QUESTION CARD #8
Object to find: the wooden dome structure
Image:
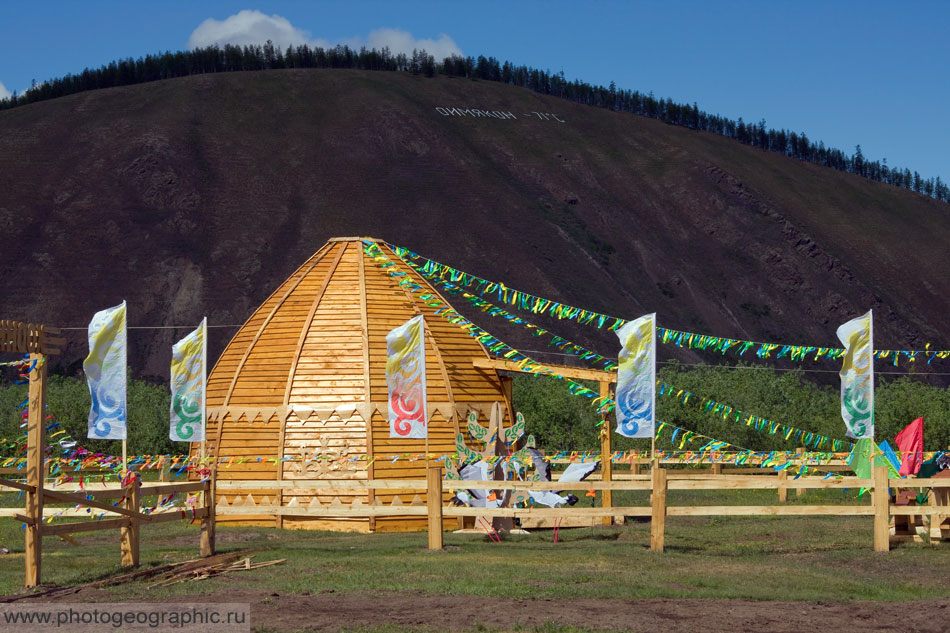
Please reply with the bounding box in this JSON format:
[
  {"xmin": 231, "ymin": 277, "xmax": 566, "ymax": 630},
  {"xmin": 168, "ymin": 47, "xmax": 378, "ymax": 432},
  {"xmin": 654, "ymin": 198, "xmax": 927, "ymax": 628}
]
[{"xmin": 199, "ymin": 237, "xmax": 511, "ymax": 531}]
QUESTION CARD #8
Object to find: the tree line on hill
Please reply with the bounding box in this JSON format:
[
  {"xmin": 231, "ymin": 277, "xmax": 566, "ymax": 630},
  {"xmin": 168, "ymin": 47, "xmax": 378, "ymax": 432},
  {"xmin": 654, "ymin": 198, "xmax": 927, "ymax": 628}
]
[{"xmin": 3, "ymin": 43, "xmax": 948, "ymax": 204}]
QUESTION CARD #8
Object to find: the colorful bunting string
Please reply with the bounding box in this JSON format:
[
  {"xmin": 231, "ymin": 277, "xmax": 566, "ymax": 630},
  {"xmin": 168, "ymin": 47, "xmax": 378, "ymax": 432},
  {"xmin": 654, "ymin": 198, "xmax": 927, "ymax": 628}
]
[
  {"xmin": 363, "ymin": 240, "xmax": 615, "ymax": 411},
  {"xmin": 388, "ymin": 242, "xmax": 950, "ymax": 365},
  {"xmin": 657, "ymin": 381, "xmax": 851, "ymax": 452}
]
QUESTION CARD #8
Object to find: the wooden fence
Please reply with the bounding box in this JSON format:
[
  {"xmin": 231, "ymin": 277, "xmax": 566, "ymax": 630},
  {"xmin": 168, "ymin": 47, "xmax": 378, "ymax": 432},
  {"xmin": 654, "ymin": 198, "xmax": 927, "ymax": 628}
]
[
  {"xmin": 0, "ymin": 320, "xmax": 214, "ymax": 588},
  {"xmin": 215, "ymin": 463, "xmax": 950, "ymax": 552}
]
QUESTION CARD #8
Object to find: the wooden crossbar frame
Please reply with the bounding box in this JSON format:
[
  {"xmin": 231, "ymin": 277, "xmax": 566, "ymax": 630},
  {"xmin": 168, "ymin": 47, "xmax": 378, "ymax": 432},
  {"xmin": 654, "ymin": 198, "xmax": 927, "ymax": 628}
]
[{"xmin": 1, "ymin": 320, "xmax": 216, "ymax": 588}]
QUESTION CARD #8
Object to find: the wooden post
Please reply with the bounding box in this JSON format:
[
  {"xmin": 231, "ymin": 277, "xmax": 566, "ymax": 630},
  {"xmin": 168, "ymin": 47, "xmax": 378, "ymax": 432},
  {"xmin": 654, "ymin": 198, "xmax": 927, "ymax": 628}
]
[
  {"xmin": 777, "ymin": 469, "xmax": 788, "ymax": 503},
  {"xmin": 599, "ymin": 381, "xmax": 613, "ymax": 526},
  {"xmin": 873, "ymin": 465, "xmax": 890, "ymax": 552},
  {"xmin": 427, "ymin": 464, "xmax": 444, "ymax": 550},
  {"xmin": 631, "ymin": 457, "xmax": 641, "ymax": 476},
  {"xmin": 489, "ymin": 402, "xmax": 512, "ymax": 535},
  {"xmin": 711, "ymin": 463, "xmax": 722, "ymax": 476},
  {"xmin": 650, "ymin": 460, "xmax": 667, "ymax": 552},
  {"xmin": 25, "ymin": 353, "xmax": 46, "ymax": 588},
  {"xmin": 200, "ymin": 475, "xmax": 216, "ymax": 556},
  {"xmin": 795, "ymin": 447, "xmax": 805, "ymax": 498},
  {"xmin": 120, "ymin": 475, "xmax": 140, "ymax": 567}
]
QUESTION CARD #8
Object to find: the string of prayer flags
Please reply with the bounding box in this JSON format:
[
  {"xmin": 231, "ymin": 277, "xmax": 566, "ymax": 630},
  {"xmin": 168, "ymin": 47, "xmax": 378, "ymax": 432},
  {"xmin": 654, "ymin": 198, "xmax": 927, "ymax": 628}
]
[
  {"xmin": 363, "ymin": 241, "xmax": 613, "ymax": 414},
  {"xmin": 387, "ymin": 242, "xmax": 950, "ymax": 364},
  {"xmin": 656, "ymin": 381, "xmax": 851, "ymax": 451}
]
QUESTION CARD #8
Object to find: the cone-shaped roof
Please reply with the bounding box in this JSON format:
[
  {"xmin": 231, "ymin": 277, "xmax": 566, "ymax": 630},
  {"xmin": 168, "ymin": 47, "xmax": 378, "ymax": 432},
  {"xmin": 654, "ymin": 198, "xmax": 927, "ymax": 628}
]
[{"xmin": 207, "ymin": 237, "xmax": 508, "ymax": 415}]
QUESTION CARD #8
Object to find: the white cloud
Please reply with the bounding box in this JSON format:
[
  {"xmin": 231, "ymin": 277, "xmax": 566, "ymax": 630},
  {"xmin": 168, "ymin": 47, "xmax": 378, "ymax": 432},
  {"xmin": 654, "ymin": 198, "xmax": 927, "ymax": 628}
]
[
  {"xmin": 187, "ymin": 10, "xmax": 462, "ymax": 59},
  {"xmin": 366, "ymin": 28, "xmax": 462, "ymax": 60},
  {"xmin": 188, "ymin": 10, "xmax": 329, "ymax": 50},
  {"xmin": 0, "ymin": 81, "xmax": 11, "ymax": 100}
]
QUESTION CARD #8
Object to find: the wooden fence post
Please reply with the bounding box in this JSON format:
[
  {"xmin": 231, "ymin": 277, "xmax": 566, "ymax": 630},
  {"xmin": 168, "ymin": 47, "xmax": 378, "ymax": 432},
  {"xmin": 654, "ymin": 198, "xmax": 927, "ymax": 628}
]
[
  {"xmin": 120, "ymin": 475, "xmax": 141, "ymax": 567},
  {"xmin": 650, "ymin": 460, "xmax": 667, "ymax": 552},
  {"xmin": 777, "ymin": 469, "xmax": 788, "ymax": 503},
  {"xmin": 600, "ymin": 380, "xmax": 613, "ymax": 526},
  {"xmin": 873, "ymin": 465, "xmax": 890, "ymax": 552},
  {"xmin": 711, "ymin": 463, "xmax": 722, "ymax": 476},
  {"xmin": 200, "ymin": 475, "xmax": 216, "ymax": 557},
  {"xmin": 25, "ymin": 353, "xmax": 46, "ymax": 588},
  {"xmin": 427, "ymin": 464, "xmax": 444, "ymax": 550},
  {"xmin": 795, "ymin": 448, "xmax": 805, "ymax": 498}
]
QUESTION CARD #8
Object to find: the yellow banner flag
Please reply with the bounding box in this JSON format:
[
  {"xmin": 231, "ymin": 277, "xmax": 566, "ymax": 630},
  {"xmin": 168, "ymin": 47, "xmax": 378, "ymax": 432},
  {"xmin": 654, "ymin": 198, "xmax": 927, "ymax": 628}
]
[{"xmin": 837, "ymin": 310, "xmax": 873, "ymax": 439}]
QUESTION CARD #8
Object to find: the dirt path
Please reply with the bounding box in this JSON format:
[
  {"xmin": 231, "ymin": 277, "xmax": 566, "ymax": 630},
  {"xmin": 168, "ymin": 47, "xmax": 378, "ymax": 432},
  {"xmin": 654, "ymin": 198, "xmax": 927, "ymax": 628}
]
[{"xmin": 6, "ymin": 588, "xmax": 949, "ymax": 632}]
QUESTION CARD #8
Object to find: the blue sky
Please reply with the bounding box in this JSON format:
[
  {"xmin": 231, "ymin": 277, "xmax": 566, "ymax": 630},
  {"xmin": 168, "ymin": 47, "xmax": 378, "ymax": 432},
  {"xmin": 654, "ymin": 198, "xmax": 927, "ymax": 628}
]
[{"xmin": 2, "ymin": 1, "xmax": 948, "ymax": 181}]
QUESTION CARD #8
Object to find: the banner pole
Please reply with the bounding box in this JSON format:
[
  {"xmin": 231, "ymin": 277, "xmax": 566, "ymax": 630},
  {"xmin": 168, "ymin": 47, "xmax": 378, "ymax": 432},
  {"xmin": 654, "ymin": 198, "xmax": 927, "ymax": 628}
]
[
  {"xmin": 122, "ymin": 439, "xmax": 127, "ymax": 478},
  {"xmin": 201, "ymin": 316, "xmax": 208, "ymax": 460}
]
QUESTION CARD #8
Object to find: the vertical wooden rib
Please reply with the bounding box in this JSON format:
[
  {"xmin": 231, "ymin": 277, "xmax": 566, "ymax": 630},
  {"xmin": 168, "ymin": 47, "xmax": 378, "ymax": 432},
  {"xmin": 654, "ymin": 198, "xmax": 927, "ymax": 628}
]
[
  {"xmin": 358, "ymin": 246, "xmax": 376, "ymax": 531},
  {"xmin": 281, "ymin": 243, "xmax": 348, "ymax": 406},
  {"xmin": 221, "ymin": 244, "xmax": 333, "ymax": 407},
  {"xmin": 273, "ymin": 242, "xmax": 347, "ymax": 527}
]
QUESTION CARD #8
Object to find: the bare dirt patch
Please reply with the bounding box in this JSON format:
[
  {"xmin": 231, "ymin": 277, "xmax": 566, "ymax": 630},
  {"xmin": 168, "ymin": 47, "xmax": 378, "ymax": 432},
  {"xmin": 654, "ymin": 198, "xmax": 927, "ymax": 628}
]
[{"xmin": 6, "ymin": 588, "xmax": 949, "ymax": 632}]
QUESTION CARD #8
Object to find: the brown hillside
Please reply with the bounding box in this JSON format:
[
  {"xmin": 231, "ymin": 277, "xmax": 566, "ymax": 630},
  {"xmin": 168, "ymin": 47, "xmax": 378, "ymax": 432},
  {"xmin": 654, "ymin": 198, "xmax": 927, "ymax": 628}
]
[{"xmin": 1, "ymin": 69, "xmax": 947, "ymax": 377}]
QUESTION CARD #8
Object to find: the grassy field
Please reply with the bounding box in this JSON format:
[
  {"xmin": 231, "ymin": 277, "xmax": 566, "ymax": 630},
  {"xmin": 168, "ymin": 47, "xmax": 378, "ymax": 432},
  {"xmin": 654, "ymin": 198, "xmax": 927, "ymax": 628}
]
[{"xmin": 0, "ymin": 487, "xmax": 946, "ymax": 605}]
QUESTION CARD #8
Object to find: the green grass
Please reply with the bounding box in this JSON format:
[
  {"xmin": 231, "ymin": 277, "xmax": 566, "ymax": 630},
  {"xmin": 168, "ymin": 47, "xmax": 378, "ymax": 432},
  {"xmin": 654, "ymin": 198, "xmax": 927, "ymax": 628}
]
[{"xmin": 0, "ymin": 486, "xmax": 946, "ymax": 604}]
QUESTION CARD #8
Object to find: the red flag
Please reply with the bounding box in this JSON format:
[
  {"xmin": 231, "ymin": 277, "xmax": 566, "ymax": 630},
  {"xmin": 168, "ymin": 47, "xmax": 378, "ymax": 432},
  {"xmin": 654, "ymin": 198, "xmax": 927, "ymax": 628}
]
[{"xmin": 894, "ymin": 417, "xmax": 924, "ymax": 476}]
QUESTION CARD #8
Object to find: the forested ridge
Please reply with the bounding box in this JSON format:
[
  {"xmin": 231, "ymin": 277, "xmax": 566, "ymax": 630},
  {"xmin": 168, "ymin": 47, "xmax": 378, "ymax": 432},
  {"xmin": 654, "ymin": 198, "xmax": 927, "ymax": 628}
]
[{"xmin": 3, "ymin": 42, "xmax": 947, "ymax": 204}]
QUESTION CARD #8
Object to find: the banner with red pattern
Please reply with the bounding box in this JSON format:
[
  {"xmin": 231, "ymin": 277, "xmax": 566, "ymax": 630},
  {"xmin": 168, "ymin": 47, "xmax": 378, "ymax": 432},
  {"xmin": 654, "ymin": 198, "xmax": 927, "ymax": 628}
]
[{"xmin": 386, "ymin": 315, "xmax": 427, "ymax": 438}]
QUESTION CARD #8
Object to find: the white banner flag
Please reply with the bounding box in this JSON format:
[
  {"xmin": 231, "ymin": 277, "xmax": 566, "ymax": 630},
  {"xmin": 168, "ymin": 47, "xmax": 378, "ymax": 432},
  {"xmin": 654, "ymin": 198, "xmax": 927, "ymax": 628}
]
[
  {"xmin": 386, "ymin": 315, "xmax": 427, "ymax": 438},
  {"xmin": 170, "ymin": 318, "xmax": 206, "ymax": 442},
  {"xmin": 837, "ymin": 310, "xmax": 874, "ymax": 439},
  {"xmin": 615, "ymin": 313, "xmax": 656, "ymax": 438},
  {"xmin": 84, "ymin": 301, "xmax": 128, "ymax": 440}
]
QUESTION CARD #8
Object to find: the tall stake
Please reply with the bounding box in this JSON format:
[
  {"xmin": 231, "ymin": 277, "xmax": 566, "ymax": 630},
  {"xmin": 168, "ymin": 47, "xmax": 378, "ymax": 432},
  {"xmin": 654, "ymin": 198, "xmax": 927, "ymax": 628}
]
[
  {"xmin": 25, "ymin": 352, "xmax": 47, "ymax": 587},
  {"xmin": 200, "ymin": 316, "xmax": 208, "ymax": 460},
  {"xmin": 599, "ymin": 381, "xmax": 613, "ymax": 526}
]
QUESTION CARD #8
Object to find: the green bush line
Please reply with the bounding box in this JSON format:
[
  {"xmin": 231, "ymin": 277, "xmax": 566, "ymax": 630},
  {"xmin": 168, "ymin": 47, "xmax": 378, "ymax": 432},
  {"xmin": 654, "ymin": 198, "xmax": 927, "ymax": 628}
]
[{"xmin": 1, "ymin": 363, "xmax": 946, "ymax": 459}]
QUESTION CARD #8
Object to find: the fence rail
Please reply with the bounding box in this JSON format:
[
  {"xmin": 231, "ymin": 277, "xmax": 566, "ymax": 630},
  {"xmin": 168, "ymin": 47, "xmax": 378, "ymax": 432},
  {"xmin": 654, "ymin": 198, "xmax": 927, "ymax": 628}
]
[{"xmin": 209, "ymin": 465, "xmax": 950, "ymax": 552}]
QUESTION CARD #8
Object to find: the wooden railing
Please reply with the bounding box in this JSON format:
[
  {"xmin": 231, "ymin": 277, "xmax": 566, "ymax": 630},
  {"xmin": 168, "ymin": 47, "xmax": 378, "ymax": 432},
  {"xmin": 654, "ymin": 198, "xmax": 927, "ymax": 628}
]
[
  {"xmin": 215, "ymin": 464, "xmax": 950, "ymax": 552},
  {"xmin": 0, "ymin": 477, "xmax": 215, "ymax": 587}
]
